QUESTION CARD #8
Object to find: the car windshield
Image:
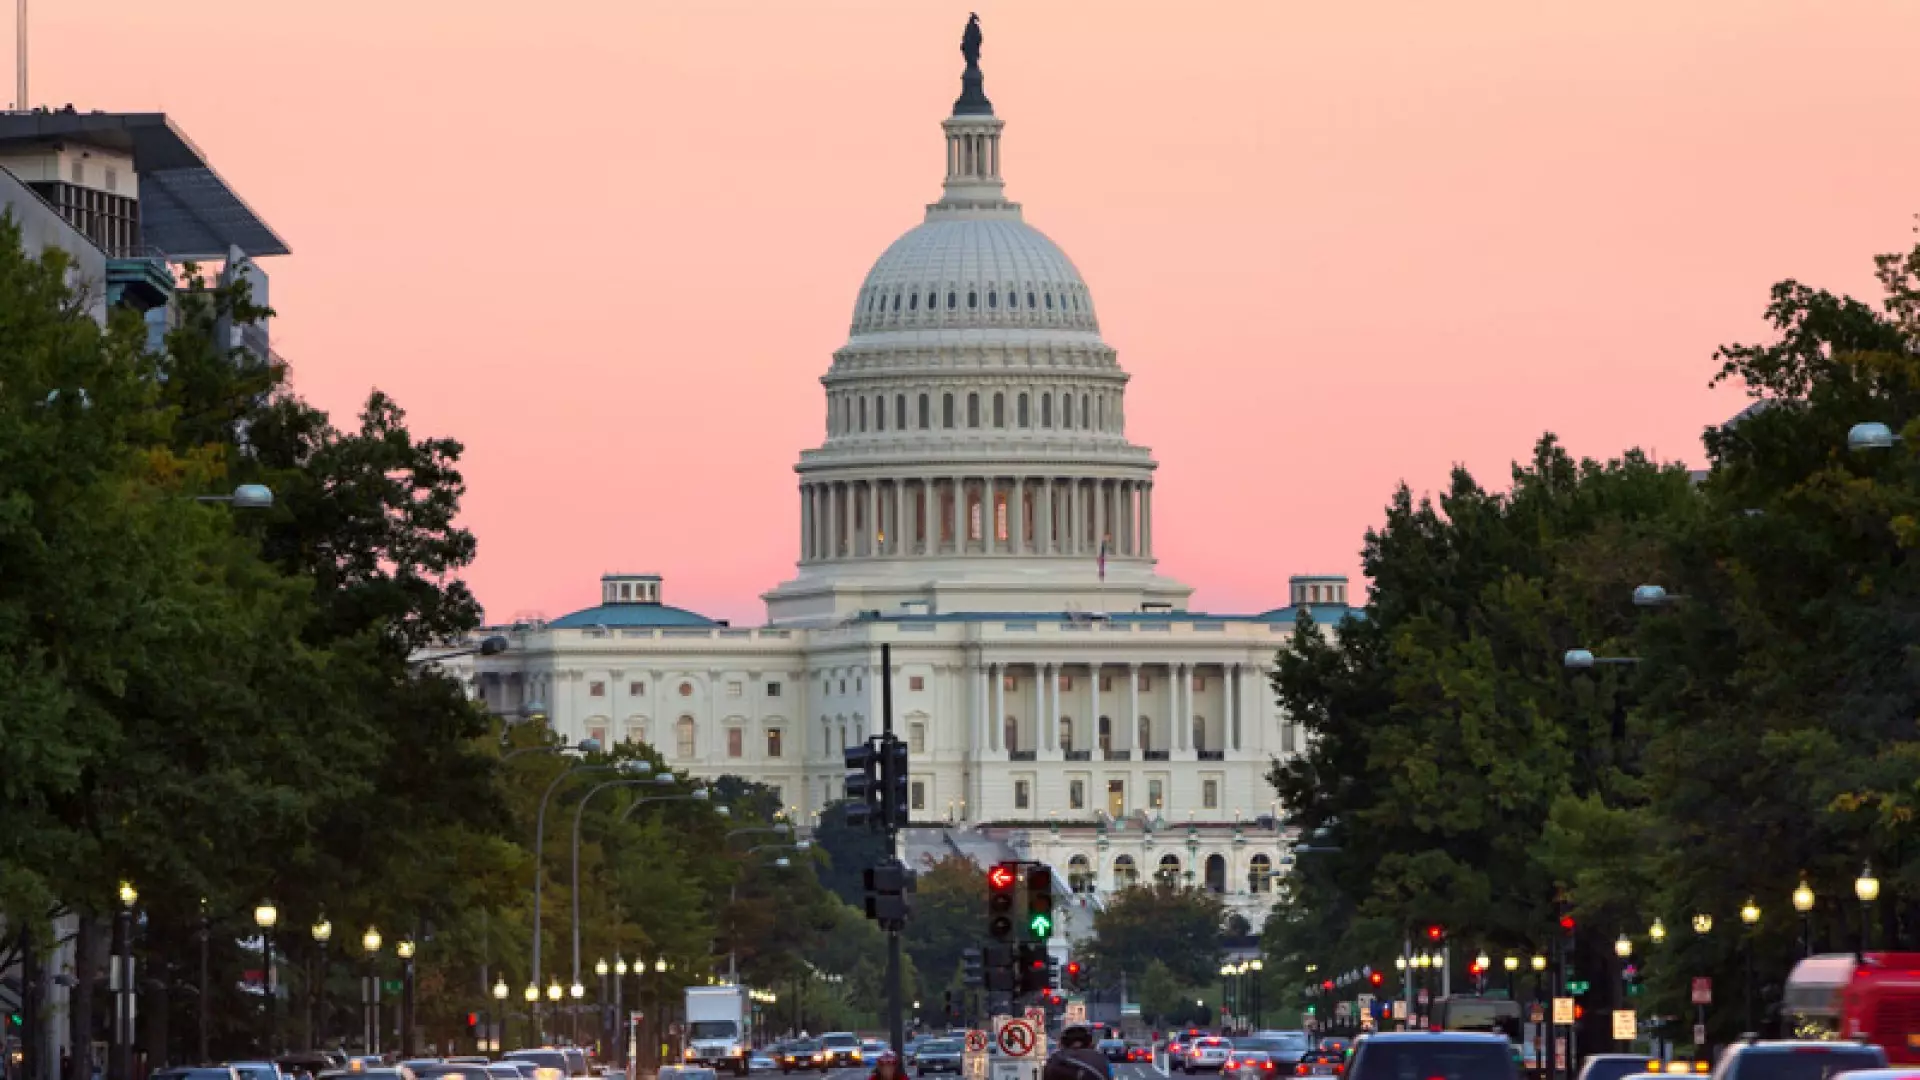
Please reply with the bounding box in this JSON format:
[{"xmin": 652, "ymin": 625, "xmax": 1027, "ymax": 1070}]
[
  {"xmin": 1582, "ymin": 1062, "xmax": 1653, "ymax": 1080},
  {"xmin": 1237, "ymin": 1040, "xmax": 1303, "ymax": 1055},
  {"xmin": 924, "ymin": 1042, "xmax": 960, "ymax": 1054},
  {"xmin": 824, "ymin": 1036, "xmax": 859, "ymax": 1048},
  {"xmin": 1353, "ymin": 1040, "xmax": 1516, "ymax": 1080},
  {"xmin": 789, "ymin": 1042, "xmax": 821, "ymax": 1053},
  {"xmin": 691, "ymin": 1022, "xmax": 739, "ymax": 1040},
  {"xmin": 1731, "ymin": 1048, "xmax": 1887, "ymax": 1080}
]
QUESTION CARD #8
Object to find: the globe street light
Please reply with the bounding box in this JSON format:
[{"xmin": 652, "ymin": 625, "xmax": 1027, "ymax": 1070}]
[
  {"xmin": 1614, "ymin": 935, "xmax": 1632, "ymax": 959},
  {"xmin": 1503, "ymin": 956, "xmax": 1519, "ymax": 973},
  {"xmin": 1858, "ymin": 863, "xmax": 1880, "ymax": 958},
  {"xmin": 255, "ymin": 901, "xmax": 280, "ymax": 1055},
  {"xmin": 311, "ymin": 918, "xmax": 334, "ymax": 1052},
  {"xmin": 494, "ymin": 978, "xmax": 509, "ymax": 1000},
  {"xmin": 1740, "ymin": 900, "xmax": 1760, "ymax": 927},
  {"xmin": 547, "ymin": 982, "xmax": 564, "ymax": 1002},
  {"xmin": 111, "ymin": 884, "xmax": 139, "ymax": 1080},
  {"xmin": 1692, "ymin": 914, "xmax": 1713, "ymax": 935},
  {"xmin": 1531, "ymin": 955, "xmax": 1547, "ymax": 972},
  {"xmin": 362, "ymin": 927, "xmax": 382, "ymax": 955},
  {"xmin": 1794, "ymin": 879, "xmax": 1816, "ymax": 958},
  {"xmin": 395, "ymin": 940, "xmax": 417, "ymax": 1055},
  {"xmin": 360, "ymin": 929, "xmax": 382, "ymax": 1055},
  {"xmin": 1649, "ymin": 918, "xmax": 1667, "ymax": 944},
  {"xmin": 524, "ymin": 984, "xmax": 539, "ymax": 1003},
  {"xmin": 118, "ymin": 882, "xmax": 138, "ymax": 908}
]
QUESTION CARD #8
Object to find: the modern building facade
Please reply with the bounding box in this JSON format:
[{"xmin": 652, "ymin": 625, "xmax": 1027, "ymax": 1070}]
[{"xmin": 439, "ymin": 27, "xmax": 1356, "ymax": 931}]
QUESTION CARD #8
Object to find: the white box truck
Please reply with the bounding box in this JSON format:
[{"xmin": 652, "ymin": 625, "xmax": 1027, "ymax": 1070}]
[{"xmin": 684, "ymin": 985, "xmax": 752, "ymax": 1076}]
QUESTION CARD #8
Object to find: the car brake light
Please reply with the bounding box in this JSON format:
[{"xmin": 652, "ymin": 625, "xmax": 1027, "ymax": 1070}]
[
  {"xmin": 1295, "ymin": 1066, "xmax": 1307, "ymax": 1076},
  {"xmin": 1226, "ymin": 1062, "xmax": 1240, "ymax": 1070},
  {"xmin": 1262, "ymin": 1063, "xmax": 1275, "ymax": 1072}
]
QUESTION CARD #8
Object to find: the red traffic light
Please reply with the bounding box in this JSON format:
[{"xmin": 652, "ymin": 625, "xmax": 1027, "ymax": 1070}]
[
  {"xmin": 1425, "ymin": 925, "xmax": 1445, "ymax": 941},
  {"xmin": 466, "ymin": 1012, "xmax": 479, "ymax": 1028},
  {"xmin": 1573, "ymin": 1005, "xmax": 1585, "ymax": 1021},
  {"xmin": 1068, "ymin": 962, "xmax": 1081, "ymax": 975},
  {"xmin": 1322, "ymin": 980, "xmax": 1334, "ymax": 991},
  {"xmin": 1368, "ymin": 972, "xmax": 1383, "ymax": 986},
  {"xmin": 989, "ymin": 865, "xmax": 1017, "ymax": 891},
  {"xmin": 1559, "ymin": 915, "xmax": 1577, "ymax": 934}
]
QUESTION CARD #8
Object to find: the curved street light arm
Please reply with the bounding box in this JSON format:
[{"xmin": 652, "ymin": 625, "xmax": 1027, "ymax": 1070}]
[
  {"xmin": 574, "ymin": 785, "xmax": 707, "ymax": 994},
  {"xmin": 531, "ymin": 761, "xmax": 642, "ymax": 990}
]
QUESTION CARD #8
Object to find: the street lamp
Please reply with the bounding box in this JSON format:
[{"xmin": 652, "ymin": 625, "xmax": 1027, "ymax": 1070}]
[
  {"xmin": 360, "ymin": 928, "xmax": 382, "ymax": 1056},
  {"xmin": 1858, "ymin": 863, "xmax": 1880, "ymax": 958},
  {"xmin": 1564, "ymin": 649, "xmax": 1641, "ymax": 669},
  {"xmin": 1740, "ymin": 901, "xmax": 1760, "ymax": 927},
  {"xmin": 396, "ymin": 939, "xmax": 417, "ymax": 1056},
  {"xmin": 1614, "ymin": 935, "xmax": 1632, "ymax": 958},
  {"xmin": 530, "ymin": 760, "xmax": 652, "ymax": 1013},
  {"xmin": 548, "ymin": 982, "xmax": 564, "ymax": 1002},
  {"xmin": 1794, "ymin": 879, "xmax": 1815, "ymax": 958},
  {"xmin": 1503, "ymin": 955, "xmax": 1519, "ymax": 972},
  {"xmin": 311, "ymin": 918, "xmax": 333, "ymax": 1052},
  {"xmin": 1632, "ymin": 585, "xmax": 1685, "ymax": 607},
  {"xmin": 576, "ymin": 782, "xmax": 714, "ymax": 1008},
  {"xmin": 362, "ymin": 927, "xmax": 382, "ymax": 954},
  {"xmin": 1692, "ymin": 914, "xmax": 1713, "ymax": 935},
  {"xmin": 110, "ymin": 883, "xmax": 139, "ymax": 1080},
  {"xmin": 255, "ymin": 901, "xmax": 280, "ymax": 1056},
  {"xmin": 494, "ymin": 978, "xmax": 510, "ymax": 1000},
  {"xmin": 1530, "ymin": 955, "xmax": 1547, "ymax": 972},
  {"xmin": 1649, "ymin": 918, "xmax": 1667, "ymax": 944}
]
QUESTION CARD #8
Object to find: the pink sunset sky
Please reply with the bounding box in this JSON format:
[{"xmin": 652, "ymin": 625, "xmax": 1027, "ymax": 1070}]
[{"xmin": 29, "ymin": 0, "xmax": 1920, "ymax": 624}]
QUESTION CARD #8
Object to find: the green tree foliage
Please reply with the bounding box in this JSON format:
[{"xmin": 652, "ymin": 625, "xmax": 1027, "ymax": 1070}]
[
  {"xmin": 813, "ymin": 801, "xmax": 891, "ymax": 908},
  {"xmin": 1083, "ymin": 882, "xmax": 1226, "ymax": 987},
  {"xmin": 901, "ymin": 855, "xmax": 985, "ymax": 1007}
]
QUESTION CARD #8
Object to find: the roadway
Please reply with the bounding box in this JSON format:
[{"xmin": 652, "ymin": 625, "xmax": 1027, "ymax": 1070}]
[{"xmin": 774, "ymin": 1064, "xmax": 1164, "ymax": 1080}]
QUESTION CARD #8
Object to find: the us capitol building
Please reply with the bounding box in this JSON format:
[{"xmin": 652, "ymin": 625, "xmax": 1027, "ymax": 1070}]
[{"xmin": 437, "ymin": 20, "xmax": 1355, "ymax": 932}]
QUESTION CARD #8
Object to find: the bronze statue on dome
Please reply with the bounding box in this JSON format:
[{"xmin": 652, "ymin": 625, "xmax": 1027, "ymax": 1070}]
[
  {"xmin": 962, "ymin": 13, "xmax": 982, "ymax": 69},
  {"xmin": 953, "ymin": 13, "xmax": 993, "ymax": 115}
]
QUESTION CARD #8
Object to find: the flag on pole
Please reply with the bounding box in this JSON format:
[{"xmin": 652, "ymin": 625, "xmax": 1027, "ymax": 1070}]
[{"xmin": 1098, "ymin": 536, "xmax": 1108, "ymax": 581}]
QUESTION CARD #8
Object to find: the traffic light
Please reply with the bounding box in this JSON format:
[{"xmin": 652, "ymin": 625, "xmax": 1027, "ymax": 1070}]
[
  {"xmin": 843, "ymin": 743, "xmax": 880, "ymax": 829},
  {"xmin": 963, "ymin": 948, "xmax": 985, "ymax": 988},
  {"xmin": 1425, "ymin": 925, "xmax": 1446, "ymax": 943},
  {"xmin": 1026, "ymin": 865, "xmax": 1055, "ymax": 940},
  {"xmin": 1559, "ymin": 914, "xmax": 1577, "ymax": 936},
  {"xmin": 1368, "ymin": 971, "xmax": 1383, "ymax": 987},
  {"xmin": 465, "ymin": 1012, "xmax": 479, "ymax": 1037},
  {"xmin": 1065, "ymin": 961, "xmax": 1083, "ymax": 990},
  {"xmin": 984, "ymin": 943, "xmax": 1016, "ymax": 993},
  {"xmin": 988, "ymin": 862, "xmax": 1018, "ymax": 940},
  {"xmin": 1045, "ymin": 954, "xmax": 1061, "ymax": 989},
  {"xmin": 881, "ymin": 736, "xmax": 910, "ymax": 829},
  {"xmin": 1018, "ymin": 942, "xmax": 1051, "ymax": 995},
  {"xmin": 865, "ymin": 861, "xmax": 912, "ymax": 928}
]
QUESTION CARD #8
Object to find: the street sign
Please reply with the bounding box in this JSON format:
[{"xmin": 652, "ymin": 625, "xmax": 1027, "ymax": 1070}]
[
  {"xmin": 966, "ymin": 1031, "xmax": 989, "ymax": 1054},
  {"xmin": 1568, "ymin": 981, "xmax": 1590, "ymax": 997},
  {"xmin": 1025, "ymin": 1006, "xmax": 1046, "ymax": 1027},
  {"xmin": 1691, "ymin": 978, "xmax": 1712, "ymax": 1005},
  {"xmin": 1612, "ymin": 1010, "xmax": 1636, "ymax": 1040},
  {"xmin": 1417, "ymin": 989, "xmax": 1430, "ymax": 1005},
  {"xmin": 1064, "ymin": 1003, "xmax": 1086, "ymax": 1024},
  {"xmin": 381, "ymin": 979, "xmax": 402, "ymax": 994},
  {"xmin": 1552, "ymin": 997, "xmax": 1574, "ymax": 1024},
  {"xmin": 998, "ymin": 1019, "xmax": 1038, "ymax": 1058},
  {"xmin": 1693, "ymin": 1024, "xmax": 1707, "ymax": 1046},
  {"xmin": 1529, "ymin": 1004, "xmax": 1545, "ymax": 1024}
]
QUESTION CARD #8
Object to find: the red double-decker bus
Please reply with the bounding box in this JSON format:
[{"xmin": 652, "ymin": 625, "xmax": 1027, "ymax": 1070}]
[{"xmin": 1784, "ymin": 952, "xmax": 1920, "ymax": 1063}]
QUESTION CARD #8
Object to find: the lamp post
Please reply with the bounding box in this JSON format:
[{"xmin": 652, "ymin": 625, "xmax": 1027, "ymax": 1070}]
[
  {"xmin": 492, "ymin": 977, "xmax": 509, "ymax": 1052},
  {"xmin": 1739, "ymin": 901, "xmax": 1760, "ymax": 1032},
  {"xmin": 523, "ymin": 983, "xmax": 539, "ymax": 1050},
  {"xmin": 110, "ymin": 882, "xmax": 138, "ymax": 1080},
  {"xmin": 1613, "ymin": 936, "xmax": 1633, "ymax": 1051},
  {"xmin": 255, "ymin": 901, "xmax": 280, "ymax": 1055},
  {"xmin": 1690, "ymin": 916, "xmax": 1710, "ymax": 1062},
  {"xmin": 1793, "ymin": 879, "xmax": 1815, "ymax": 958},
  {"xmin": 562, "ymin": 768, "xmax": 682, "ymax": 1019},
  {"xmin": 396, "ymin": 938, "xmax": 417, "ymax": 1057},
  {"xmin": 1856, "ymin": 864, "xmax": 1880, "ymax": 961},
  {"xmin": 531, "ymin": 757, "xmax": 647, "ymax": 1026},
  {"xmin": 596, "ymin": 958, "xmax": 610, "ymax": 1058},
  {"xmin": 361, "ymin": 927, "xmax": 383, "ymax": 1056},
  {"xmin": 310, "ymin": 917, "xmax": 333, "ymax": 1051},
  {"xmin": 1250, "ymin": 959, "xmax": 1265, "ymax": 1028},
  {"xmin": 614, "ymin": 956, "xmax": 630, "ymax": 1068}
]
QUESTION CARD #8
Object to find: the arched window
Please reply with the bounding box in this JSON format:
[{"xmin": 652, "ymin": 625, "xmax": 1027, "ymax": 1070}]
[
  {"xmin": 1156, "ymin": 854, "xmax": 1182, "ymax": 886},
  {"xmin": 1248, "ymin": 854, "xmax": 1274, "ymax": 894},
  {"xmin": 1041, "ymin": 394, "xmax": 1053, "ymax": 427},
  {"xmin": 1098, "ymin": 716, "xmax": 1112, "ymax": 753},
  {"xmin": 1003, "ymin": 715, "xmax": 1018, "ymax": 753},
  {"xmin": 968, "ymin": 290, "xmax": 978, "ymax": 309},
  {"xmin": 943, "ymin": 393, "xmax": 955, "ymax": 429},
  {"xmin": 918, "ymin": 394, "xmax": 930, "ymax": 429},
  {"xmin": 1138, "ymin": 715, "xmax": 1152, "ymax": 751},
  {"xmin": 988, "ymin": 290, "xmax": 997, "ymax": 309},
  {"xmin": 993, "ymin": 392, "xmax": 1005, "ymax": 428},
  {"xmin": 892, "ymin": 292, "xmax": 901, "ymax": 311},
  {"xmin": 1097, "ymin": 396, "xmax": 1105, "ymax": 431},
  {"xmin": 675, "ymin": 716, "xmax": 696, "ymax": 758},
  {"xmin": 1045, "ymin": 292, "xmax": 1054, "ymax": 310},
  {"xmin": 928, "ymin": 291, "xmax": 937, "ymax": 310},
  {"xmin": 1082, "ymin": 394, "xmax": 1091, "ymax": 428},
  {"xmin": 908, "ymin": 292, "xmax": 918, "ymax": 311},
  {"xmin": 948, "ymin": 291, "xmax": 957, "ymax": 309},
  {"xmin": 1018, "ymin": 393, "xmax": 1030, "ymax": 427},
  {"xmin": 858, "ymin": 397, "xmax": 867, "ymax": 432},
  {"xmin": 1205, "ymin": 853, "xmax": 1227, "ymax": 894},
  {"xmin": 1008, "ymin": 289, "xmax": 1019, "ymax": 309},
  {"xmin": 1068, "ymin": 855, "xmax": 1094, "ymax": 894},
  {"xmin": 896, "ymin": 394, "xmax": 907, "ymax": 430},
  {"xmin": 967, "ymin": 393, "xmax": 980, "ymax": 428},
  {"xmin": 1027, "ymin": 291, "xmax": 1036, "ymax": 308},
  {"xmin": 875, "ymin": 395, "xmax": 885, "ymax": 431},
  {"xmin": 1113, "ymin": 855, "xmax": 1139, "ymax": 889},
  {"xmin": 1060, "ymin": 716, "xmax": 1074, "ymax": 752}
]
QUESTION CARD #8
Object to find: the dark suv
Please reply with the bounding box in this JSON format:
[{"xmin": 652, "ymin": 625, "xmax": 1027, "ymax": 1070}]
[
  {"xmin": 1707, "ymin": 1040, "xmax": 1885, "ymax": 1080},
  {"xmin": 1346, "ymin": 1032, "xmax": 1518, "ymax": 1080}
]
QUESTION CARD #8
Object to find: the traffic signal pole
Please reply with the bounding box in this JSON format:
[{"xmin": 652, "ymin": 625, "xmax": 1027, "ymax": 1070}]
[{"xmin": 882, "ymin": 643, "xmax": 906, "ymax": 1056}]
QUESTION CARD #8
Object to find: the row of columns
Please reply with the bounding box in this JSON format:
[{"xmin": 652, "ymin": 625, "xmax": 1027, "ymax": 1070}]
[
  {"xmin": 969, "ymin": 661, "xmax": 1247, "ymax": 758},
  {"xmin": 799, "ymin": 475, "xmax": 1154, "ymax": 562}
]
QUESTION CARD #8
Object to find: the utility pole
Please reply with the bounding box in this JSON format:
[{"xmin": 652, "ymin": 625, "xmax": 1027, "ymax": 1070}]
[
  {"xmin": 881, "ymin": 642, "xmax": 906, "ymax": 1054},
  {"xmin": 848, "ymin": 643, "xmax": 913, "ymax": 1053}
]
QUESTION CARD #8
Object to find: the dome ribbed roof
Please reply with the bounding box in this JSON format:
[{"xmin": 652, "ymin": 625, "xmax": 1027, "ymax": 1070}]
[{"xmin": 848, "ymin": 218, "xmax": 1098, "ymax": 337}]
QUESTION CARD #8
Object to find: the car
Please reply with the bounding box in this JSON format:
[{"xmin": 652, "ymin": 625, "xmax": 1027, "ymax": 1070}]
[
  {"xmin": 231, "ymin": 1062, "xmax": 286, "ymax": 1080},
  {"xmin": 413, "ymin": 1066, "xmax": 491, "ymax": 1080},
  {"xmin": 1295, "ymin": 1049, "xmax": 1346, "ymax": 1077},
  {"xmin": 916, "ymin": 1039, "xmax": 964, "ymax": 1077},
  {"xmin": 1223, "ymin": 1050, "xmax": 1277, "ymax": 1079},
  {"xmin": 1126, "ymin": 1046, "xmax": 1153, "ymax": 1065},
  {"xmin": 1316, "ymin": 1041, "xmax": 1348, "ymax": 1058},
  {"xmin": 749, "ymin": 1052, "xmax": 778, "ymax": 1072},
  {"xmin": 864, "ymin": 1040, "xmax": 890, "ymax": 1056},
  {"xmin": 1186, "ymin": 1038, "xmax": 1235, "ymax": 1073},
  {"xmin": 903, "ymin": 1039, "xmax": 926, "ymax": 1067},
  {"xmin": 659, "ymin": 1069, "xmax": 719, "ymax": 1080},
  {"xmin": 155, "ymin": 1069, "xmax": 242, "ymax": 1080},
  {"xmin": 1238, "ymin": 1036, "xmax": 1314, "ymax": 1062},
  {"xmin": 1707, "ymin": 1040, "xmax": 1886, "ymax": 1080},
  {"xmin": 1345, "ymin": 1032, "xmax": 1517, "ymax": 1080},
  {"xmin": 819, "ymin": 1034, "xmax": 864, "ymax": 1070},
  {"xmin": 780, "ymin": 1040, "xmax": 826, "ymax": 1073},
  {"xmin": 1580, "ymin": 1057, "xmax": 1670, "ymax": 1080}
]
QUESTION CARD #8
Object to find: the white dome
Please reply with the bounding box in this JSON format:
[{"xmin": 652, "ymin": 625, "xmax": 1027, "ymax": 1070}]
[{"xmin": 848, "ymin": 217, "xmax": 1099, "ymax": 337}]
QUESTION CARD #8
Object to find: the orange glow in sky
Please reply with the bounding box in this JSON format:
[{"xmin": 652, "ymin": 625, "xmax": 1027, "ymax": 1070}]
[{"xmin": 31, "ymin": 0, "xmax": 1920, "ymax": 623}]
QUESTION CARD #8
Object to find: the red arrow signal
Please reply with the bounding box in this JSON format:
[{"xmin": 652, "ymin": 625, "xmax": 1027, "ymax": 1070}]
[{"xmin": 989, "ymin": 865, "xmax": 1017, "ymax": 890}]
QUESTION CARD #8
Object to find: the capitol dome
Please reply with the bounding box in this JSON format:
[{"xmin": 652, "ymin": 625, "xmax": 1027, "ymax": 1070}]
[{"xmin": 764, "ymin": 16, "xmax": 1192, "ymax": 626}]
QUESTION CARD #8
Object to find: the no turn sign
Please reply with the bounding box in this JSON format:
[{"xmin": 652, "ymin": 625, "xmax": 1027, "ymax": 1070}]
[
  {"xmin": 966, "ymin": 1031, "xmax": 989, "ymax": 1054},
  {"xmin": 998, "ymin": 1019, "xmax": 1039, "ymax": 1058}
]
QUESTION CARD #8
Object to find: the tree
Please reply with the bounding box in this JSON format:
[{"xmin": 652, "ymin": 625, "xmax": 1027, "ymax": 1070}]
[
  {"xmin": 1137, "ymin": 960, "xmax": 1201, "ymax": 1030},
  {"xmin": 813, "ymin": 802, "xmax": 891, "ymax": 909},
  {"xmin": 1083, "ymin": 883, "xmax": 1225, "ymax": 987},
  {"xmin": 901, "ymin": 856, "xmax": 985, "ymax": 1005}
]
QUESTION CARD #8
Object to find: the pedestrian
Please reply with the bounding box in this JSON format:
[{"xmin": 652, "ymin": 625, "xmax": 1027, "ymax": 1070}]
[
  {"xmin": 869, "ymin": 1051, "xmax": 904, "ymax": 1080},
  {"xmin": 1043, "ymin": 1027, "xmax": 1110, "ymax": 1080}
]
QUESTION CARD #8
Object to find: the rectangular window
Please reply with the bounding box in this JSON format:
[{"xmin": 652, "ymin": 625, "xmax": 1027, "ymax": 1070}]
[
  {"xmin": 70, "ymin": 160, "xmax": 82, "ymax": 184},
  {"xmin": 104, "ymin": 167, "xmax": 117, "ymax": 193},
  {"xmin": 911, "ymin": 780, "xmax": 926, "ymax": 811},
  {"xmin": 589, "ymin": 725, "xmax": 608, "ymax": 747},
  {"xmin": 1058, "ymin": 674, "xmax": 1073, "ymax": 691},
  {"xmin": 1203, "ymin": 779, "xmax": 1220, "ymax": 809},
  {"xmin": 1014, "ymin": 780, "xmax": 1031, "ymax": 810},
  {"xmin": 1100, "ymin": 676, "xmax": 1113, "ymax": 692},
  {"xmin": 727, "ymin": 728, "xmax": 744, "ymax": 758},
  {"xmin": 1069, "ymin": 779, "xmax": 1086, "ymax": 810},
  {"xmin": 839, "ymin": 679, "xmax": 846, "ymax": 694},
  {"xmin": 1106, "ymin": 779, "xmax": 1125, "ymax": 817},
  {"xmin": 910, "ymin": 723, "xmax": 926, "ymax": 755},
  {"xmin": 1149, "ymin": 779, "xmax": 1165, "ymax": 809},
  {"xmin": 1138, "ymin": 673, "xmax": 1152, "ymax": 691},
  {"xmin": 630, "ymin": 681, "xmax": 646, "ymax": 697},
  {"xmin": 626, "ymin": 723, "xmax": 645, "ymax": 745},
  {"xmin": 766, "ymin": 681, "xmax": 782, "ymax": 697},
  {"xmin": 910, "ymin": 676, "xmax": 925, "ymax": 691},
  {"xmin": 589, "ymin": 681, "xmax": 606, "ymax": 697},
  {"xmin": 767, "ymin": 728, "xmax": 784, "ymax": 758},
  {"xmin": 1003, "ymin": 674, "xmax": 1018, "ymax": 691},
  {"xmin": 1192, "ymin": 674, "xmax": 1207, "ymax": 691},
  {"xmin": 727, "ymin": 683, "xmax": 743, "ymax": 698}
]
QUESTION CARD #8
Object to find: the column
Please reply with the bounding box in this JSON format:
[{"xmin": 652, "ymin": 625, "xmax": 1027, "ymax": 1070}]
[
  {"xmin": 1090, "ymin": 665, "xmax": 1102, "ymax": 754},
  {"xmin": 1127, "ymin": 664, "xmax": 1140, "ymax": 751},
  {"xmin": 1041, "ymin": 478, "xmax": 1054, "ymax": 554},
  {"xmin": 846, "ymin": 482, "xmax": 859, "ymax": 560},
  {"xmin": 951, "ymin": 476, "xmax": 964, "ymax": 554},
  {"xmin": 800, "ymin": 485, "xmax": 812, "ymax": 561},
  {"xmin": 1048, "ymin": 663, "xmax": 1062, "ymax": 754},
  {"xmin": 827, "ymin": 483, "xmax": 841, "ymax": 559},
  {"xmin": 1170, "ymin": 664, "xmax": 1183, "ymax": 751},
  {"xmin": 1229, "ymin": 664, "xmax": 1242, "ymax": 751},
  {"xmin": 1070, "ymin": 480, "xmax": 1082, "ymax": 554},
  {"xmin": 1032, "ymin": 664, "xmax": 1045, "ymax": 754},
  {"xmin": 1143, "ymin": 482, "xmax": 1154, "ymax": 557},
  {"xmin": 985, "ymin": 476, "xmax": 998, "ymax": 554},
  {"xmin": 975, "ymin": 663, "xmax": 989, "ymax": 755},
  {"xmin": 894, "ymin": 478, "xmax": 907, "ymax": 556},
  {"xmin": 1094, "ymin": 479, "xmax": 1107, "ymax": 552},
  {"xmin": 867, "ymin": 481, "xmax": 880, "ymax": 557},
  {"xmin": 1011, "ymin": 477, "xmax": 1025, "ymax": 555},
  {"xmin": 992, "ymin": 663, "xmax": 1005, "ymax": 753}
]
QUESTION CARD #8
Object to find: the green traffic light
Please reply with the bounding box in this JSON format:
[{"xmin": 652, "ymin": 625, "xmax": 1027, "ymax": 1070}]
[{"xmin": 1028, "ymin": 913, "xmax": 1053, "ymax": 937}]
